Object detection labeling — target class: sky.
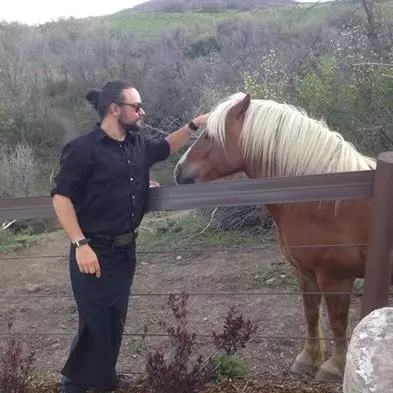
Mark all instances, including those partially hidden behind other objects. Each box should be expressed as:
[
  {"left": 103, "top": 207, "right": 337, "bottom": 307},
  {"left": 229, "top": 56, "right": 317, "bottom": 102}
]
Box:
[{"left": 1, "top": 0, "right": 149, "bottom": 26}]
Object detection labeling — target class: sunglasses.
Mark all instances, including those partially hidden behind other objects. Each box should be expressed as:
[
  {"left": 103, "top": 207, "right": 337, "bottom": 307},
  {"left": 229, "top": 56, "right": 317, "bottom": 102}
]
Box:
[{"left": 120, "top": 102, "right": 143, "bottom": 112}]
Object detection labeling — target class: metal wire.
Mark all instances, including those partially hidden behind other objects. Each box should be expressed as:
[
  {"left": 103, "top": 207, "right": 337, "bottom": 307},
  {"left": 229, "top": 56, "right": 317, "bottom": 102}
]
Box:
[
  {"left": 0, "top": 290, "right": 363, "bottom": 299},
  {"left": 0, "top": 331, "right": 349, "bottom": 341},
  {"left": 107, "top": 370, "right": 342, "bottom": 387},
  {"left": 0, "top": 242, "right": 369, "bottom": 261}
]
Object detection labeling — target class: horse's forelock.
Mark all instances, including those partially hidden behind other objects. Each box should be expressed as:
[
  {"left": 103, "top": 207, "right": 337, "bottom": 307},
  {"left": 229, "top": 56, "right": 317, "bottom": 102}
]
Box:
[{"left": 206, "top": 92, "right": 247, "bottom": 148}]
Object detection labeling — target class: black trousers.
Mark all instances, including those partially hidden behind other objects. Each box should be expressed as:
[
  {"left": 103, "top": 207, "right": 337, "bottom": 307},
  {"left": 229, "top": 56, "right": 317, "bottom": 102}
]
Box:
[{"left": 61, "top": 239, "right": 137, "bottom": 391}]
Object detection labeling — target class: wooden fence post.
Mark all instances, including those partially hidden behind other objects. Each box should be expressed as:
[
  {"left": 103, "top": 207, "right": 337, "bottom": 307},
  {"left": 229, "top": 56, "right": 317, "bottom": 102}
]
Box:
[{"left": 361, "top": 151, "right": 393, "bottom": 318}]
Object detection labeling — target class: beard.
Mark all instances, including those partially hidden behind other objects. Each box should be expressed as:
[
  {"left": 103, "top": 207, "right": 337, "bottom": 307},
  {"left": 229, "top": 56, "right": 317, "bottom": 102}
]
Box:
[{"left": 118, "top": 117, "right": 141, "bottom": 132}]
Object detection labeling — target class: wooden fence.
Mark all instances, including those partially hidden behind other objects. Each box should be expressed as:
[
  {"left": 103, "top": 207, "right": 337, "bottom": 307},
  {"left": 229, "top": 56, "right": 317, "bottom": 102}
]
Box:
[{"left": 1, "top": 151, "right": 393, "bottom": 319}]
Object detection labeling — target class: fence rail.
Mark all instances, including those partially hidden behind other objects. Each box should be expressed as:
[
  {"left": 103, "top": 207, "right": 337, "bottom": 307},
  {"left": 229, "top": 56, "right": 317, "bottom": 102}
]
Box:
[{"left": 0, "top": 170, "right": 374, "bottom": 219}]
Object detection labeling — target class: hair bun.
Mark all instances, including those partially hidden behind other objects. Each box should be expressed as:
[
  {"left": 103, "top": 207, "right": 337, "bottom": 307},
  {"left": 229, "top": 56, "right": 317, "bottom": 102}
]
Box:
[{"left": 85, "top": 89, "right": 100, "bottom": 109}]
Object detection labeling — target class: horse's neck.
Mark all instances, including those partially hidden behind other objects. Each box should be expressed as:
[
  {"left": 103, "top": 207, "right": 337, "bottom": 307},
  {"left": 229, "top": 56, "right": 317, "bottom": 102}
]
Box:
[
  {"left": 264, "top": 204, "right": 283, "bottom": 227},
  {"left": 243, "top": 162, "right": 270, "bottom": 179}
]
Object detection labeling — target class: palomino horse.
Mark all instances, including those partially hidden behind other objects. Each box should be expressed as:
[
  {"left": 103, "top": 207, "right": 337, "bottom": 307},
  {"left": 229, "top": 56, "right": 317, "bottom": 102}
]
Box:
[{"left": 174, "top": 93, "right": 377, "bottom": 382}]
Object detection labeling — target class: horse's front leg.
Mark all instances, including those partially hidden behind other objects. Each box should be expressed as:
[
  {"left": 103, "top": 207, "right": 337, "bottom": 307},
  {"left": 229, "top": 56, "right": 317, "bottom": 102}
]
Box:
[
  {"left": 315, "top": 273, "right": 354, "bottom": 382},
  {"left": 291, "top": 270, "right": 325, "bottom": 374}
]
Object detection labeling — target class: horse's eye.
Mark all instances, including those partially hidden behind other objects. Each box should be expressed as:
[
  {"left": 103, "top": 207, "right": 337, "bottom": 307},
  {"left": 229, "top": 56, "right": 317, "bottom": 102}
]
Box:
[{"left": 204, "top": 133, "right": 209, "bottom": 140}]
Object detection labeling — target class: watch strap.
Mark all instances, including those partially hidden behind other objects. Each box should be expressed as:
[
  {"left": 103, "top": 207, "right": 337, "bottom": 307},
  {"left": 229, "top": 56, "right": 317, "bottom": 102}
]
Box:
[
  {"left": 72, "top": 238, "right": 91, "bottom": 248},
  {"left": 188, "top": 121, "right": 199, "bottom": 131}
]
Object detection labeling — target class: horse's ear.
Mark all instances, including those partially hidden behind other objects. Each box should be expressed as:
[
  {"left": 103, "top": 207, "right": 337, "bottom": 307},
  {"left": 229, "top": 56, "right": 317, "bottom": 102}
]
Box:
[
  {"left": 231, "top": 93, "right": 251, "bottom": 119},
  {"left": 241, "top": 93, "right": 251, "bottom": 114}
]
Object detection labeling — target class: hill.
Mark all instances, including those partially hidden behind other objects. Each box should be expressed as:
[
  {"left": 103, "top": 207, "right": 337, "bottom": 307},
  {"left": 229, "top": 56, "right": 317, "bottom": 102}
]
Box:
[
  {"left": 95, "top": 1, "right": 343, "bottom": 35},
  {"left": 132, "top": 0, "right": 295, "bottom": 12}
]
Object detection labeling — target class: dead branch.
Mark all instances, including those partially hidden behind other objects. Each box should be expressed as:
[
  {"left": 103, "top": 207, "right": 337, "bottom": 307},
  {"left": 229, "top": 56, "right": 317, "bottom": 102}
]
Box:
[{"left": 1, "top": 219, "right": 16, "bottom": 231}]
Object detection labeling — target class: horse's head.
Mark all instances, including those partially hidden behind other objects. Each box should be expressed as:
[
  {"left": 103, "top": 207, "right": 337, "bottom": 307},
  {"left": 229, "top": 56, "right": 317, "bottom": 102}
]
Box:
[{"left": 175, "top": 93, "right": 251, "bottom": 184}]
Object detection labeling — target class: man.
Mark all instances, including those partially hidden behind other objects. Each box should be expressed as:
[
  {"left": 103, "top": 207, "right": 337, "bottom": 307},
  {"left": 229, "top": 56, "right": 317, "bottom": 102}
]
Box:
[{"left": 50, "top": 80, "right": 209, "bottom": 393}]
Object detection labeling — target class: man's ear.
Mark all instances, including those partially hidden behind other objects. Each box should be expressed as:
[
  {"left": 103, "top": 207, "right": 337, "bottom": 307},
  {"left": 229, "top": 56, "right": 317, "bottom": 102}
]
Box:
[{"left": 109, "top": 103, "right": 121, "bottom": 116}]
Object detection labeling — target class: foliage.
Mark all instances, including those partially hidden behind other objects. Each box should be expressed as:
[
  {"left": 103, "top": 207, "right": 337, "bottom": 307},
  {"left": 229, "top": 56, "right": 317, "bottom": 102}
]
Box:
[
  {"left": 207, "top": 354, "right": 247, "bottom": 383},
  {"left": 0, "top": 143, "right": 39, "bottom": 198},
  {"left": 0, "top": 321, "right": 36, "bottom": 393},
  {"left": 137, "top": 213, "right": 261, "bottom": 256},
  {"left": 298, "top": 57, "right": 393, "bottom": 154},
  {"left": 212, "top": 305, "right": 258, "bottom": 356},
  {"left": 0, "top": 229, "right": 39, "bottom": 254},
  {"left": 198, "top": 206, "right": 273, "bottom": 235},
  {"left": 146, "top": 292, "right": 209, "bottom": 393},
  {"left": 185, "top": 35, "right": 222, "bottom": 58},
  {"left": 244, "top": 49, "right": 291, "bottom": 102},
  {"left": 145, "top": 292, "right": 257, "bottom": 393}
]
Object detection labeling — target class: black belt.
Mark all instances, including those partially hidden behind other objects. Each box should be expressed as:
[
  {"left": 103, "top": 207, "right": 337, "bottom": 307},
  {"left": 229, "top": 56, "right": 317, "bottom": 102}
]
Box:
[{"left": 87, "top": 231, "right": 138, "bottom": 247}]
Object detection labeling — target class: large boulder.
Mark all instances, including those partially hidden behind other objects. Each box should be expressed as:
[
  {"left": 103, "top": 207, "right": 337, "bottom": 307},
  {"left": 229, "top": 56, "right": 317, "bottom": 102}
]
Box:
[{"left": 343, "top": 307, "right": 393, "bottom": 392}]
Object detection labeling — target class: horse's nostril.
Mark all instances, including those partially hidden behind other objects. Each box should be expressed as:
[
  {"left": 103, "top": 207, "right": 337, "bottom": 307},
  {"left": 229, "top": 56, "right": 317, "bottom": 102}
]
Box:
[
  {"left": 180, "top": 176, "right": 195, "bottom": 184},
  {"left": 175, "top": 165, "right": 195, "bottom": 185}
]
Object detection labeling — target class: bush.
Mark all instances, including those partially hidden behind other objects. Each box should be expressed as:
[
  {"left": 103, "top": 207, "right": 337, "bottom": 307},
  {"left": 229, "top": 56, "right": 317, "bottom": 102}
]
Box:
[
  {"left": 198, "top": 206, "right": 274, "bottom": 235},
  {"left": 0, "top": 321, "right": 36, "bottom": 393},
  {"left": 207, "top": 354, "right": 247, "bottom": 383},
  {"left": 144, "top": 292, "right": 257, "bottom": 393},
  {"left": 298, "top": 57, "right": 393, "bottom": 153},
  {"left": 0, "top": 143, "right": 38, "bottom": 198}
]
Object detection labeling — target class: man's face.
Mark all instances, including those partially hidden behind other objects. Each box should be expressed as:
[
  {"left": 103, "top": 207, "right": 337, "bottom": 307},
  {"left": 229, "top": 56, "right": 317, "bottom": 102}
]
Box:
[{"left": 118, "top": 88, "right": 145, "bottom": 130}]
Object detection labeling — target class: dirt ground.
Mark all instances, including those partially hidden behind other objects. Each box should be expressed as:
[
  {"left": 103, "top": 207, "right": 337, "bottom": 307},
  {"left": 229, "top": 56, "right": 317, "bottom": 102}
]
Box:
[{"left": 0, "top": 210, "right": 380, "bottom": 392}]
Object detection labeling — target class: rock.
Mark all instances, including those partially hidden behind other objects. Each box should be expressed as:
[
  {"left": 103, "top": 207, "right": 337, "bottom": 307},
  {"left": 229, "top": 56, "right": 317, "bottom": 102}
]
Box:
[
  {"left": 266, "top": 278, "right": 276, "bottom": 286},
  {"left": 176, "top": 255, "right": 183, "bottom": 261},
  {"left": 343, "top": 307, "right": 393, "bottom": 393},
  {"left": 25, "top": 283, "right": 40, "bottom": 293}
]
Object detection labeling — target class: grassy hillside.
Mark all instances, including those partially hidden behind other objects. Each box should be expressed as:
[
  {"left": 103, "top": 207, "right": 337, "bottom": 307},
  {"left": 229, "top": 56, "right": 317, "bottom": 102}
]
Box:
[{"left": 94, "top": 2, "right": 349, "bottom": 36}]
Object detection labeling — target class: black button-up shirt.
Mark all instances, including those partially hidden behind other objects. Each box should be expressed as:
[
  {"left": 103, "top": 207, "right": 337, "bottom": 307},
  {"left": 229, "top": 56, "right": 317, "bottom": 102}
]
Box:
[{"left": 50, "top": 124, "right": 170, "bottom": 235}]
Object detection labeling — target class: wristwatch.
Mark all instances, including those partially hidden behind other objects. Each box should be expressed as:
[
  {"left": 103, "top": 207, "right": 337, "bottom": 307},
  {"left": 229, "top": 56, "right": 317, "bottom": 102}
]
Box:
[
  {"left": 72, "top": 238, "right": 91, "bottom": 248},
  {"left": 188, "top": 121, "right": 199, "bottom": 131}
]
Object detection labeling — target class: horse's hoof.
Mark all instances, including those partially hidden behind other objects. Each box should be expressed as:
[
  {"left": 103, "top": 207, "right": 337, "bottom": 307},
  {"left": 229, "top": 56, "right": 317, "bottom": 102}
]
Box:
[
  {"left": 291, "top": 349, "right": 321, "bottom": 375},
  {"left": 315, "top": 366, "right": 343, "bottom": 383},
  {"left": 291, "top": 359, "right": 317, "bottom": 374},
  {"left": 291, "top": 360, "right": 315, "bottom": 374}
]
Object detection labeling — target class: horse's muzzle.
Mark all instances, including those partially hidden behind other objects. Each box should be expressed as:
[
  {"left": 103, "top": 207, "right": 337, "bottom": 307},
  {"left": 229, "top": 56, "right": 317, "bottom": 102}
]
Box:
[{"left": 174, "top": 165, "right": 195, "bottom": 185}]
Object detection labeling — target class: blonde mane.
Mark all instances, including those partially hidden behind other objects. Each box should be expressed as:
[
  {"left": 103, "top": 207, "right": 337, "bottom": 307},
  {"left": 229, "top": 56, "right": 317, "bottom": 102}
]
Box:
[{"left": 206, "top": 93, "right": 376, "bottom": 177}]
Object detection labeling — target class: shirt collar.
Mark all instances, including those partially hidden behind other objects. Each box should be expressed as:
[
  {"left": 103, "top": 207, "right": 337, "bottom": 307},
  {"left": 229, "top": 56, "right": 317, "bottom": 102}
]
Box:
[
  {"left": 93, "top": 123, "right": 107, "bottom": 142},
  {"left": 92, "top": 122, "right": 137, "bottom": 144}
]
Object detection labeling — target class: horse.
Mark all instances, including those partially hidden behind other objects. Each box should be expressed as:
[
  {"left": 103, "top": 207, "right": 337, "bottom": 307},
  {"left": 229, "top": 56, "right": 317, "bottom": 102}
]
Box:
[{"left": 174, "top": 92, "right": 379, "bottom": 382}]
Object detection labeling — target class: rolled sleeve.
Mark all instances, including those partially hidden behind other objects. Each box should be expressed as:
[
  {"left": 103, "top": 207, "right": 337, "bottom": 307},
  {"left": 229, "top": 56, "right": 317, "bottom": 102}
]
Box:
[
  {"left": 50, "top": 138, "right": 92, "bottom": 205},
  {"left": 146, "top": 137, "right": 170, "bottom": 167}
]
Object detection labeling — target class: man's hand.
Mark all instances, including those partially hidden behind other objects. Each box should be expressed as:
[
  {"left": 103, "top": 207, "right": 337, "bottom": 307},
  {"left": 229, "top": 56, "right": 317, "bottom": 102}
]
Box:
[
  {"left": 149, "top": 179, "right": 161, "bottom": 188},
  {"left": 76, "top": 245, "right": 101, "bottom": 278},
  {"left": 192, "top": 113, "right": 210, "bottom": 128}
]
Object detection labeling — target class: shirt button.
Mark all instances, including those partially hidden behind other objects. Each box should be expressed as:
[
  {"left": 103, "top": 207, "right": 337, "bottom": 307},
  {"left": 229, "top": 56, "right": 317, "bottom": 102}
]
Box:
[
  {"left": 130, "top": 177, "right": 133, "bottom": 181},
  {"left": 132, "top": 195, "right": 135, "bottom": 199},
  {"left": 128, "top": 160, "right": 131, "bottom": 164},
  {"left": 119, "top": 144, "right": 123, "bottom": 148}
]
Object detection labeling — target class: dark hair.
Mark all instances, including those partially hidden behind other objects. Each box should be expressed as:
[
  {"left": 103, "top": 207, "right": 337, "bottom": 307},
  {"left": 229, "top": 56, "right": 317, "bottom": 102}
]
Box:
[{"left": 85, "top": 80, "right": 134, "bottom": 119}]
